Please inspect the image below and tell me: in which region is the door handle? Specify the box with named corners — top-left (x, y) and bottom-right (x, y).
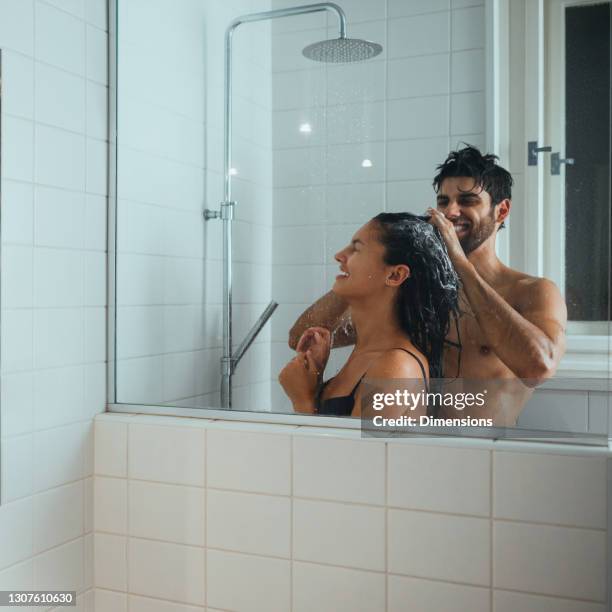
top-left (528, 141), bottom-right (553, 166)
top-left (550, 152), bottom-right (575, 175)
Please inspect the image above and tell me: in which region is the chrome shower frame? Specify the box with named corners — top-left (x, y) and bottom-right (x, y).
top-left (204, 3), bottom-right (349, 409)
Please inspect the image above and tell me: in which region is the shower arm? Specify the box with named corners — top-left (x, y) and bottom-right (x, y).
top-left (204, 3), bottom-right (348, 409)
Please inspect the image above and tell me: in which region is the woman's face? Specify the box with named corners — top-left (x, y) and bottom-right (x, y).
top-left (333, 221), bottom-right (394, 298)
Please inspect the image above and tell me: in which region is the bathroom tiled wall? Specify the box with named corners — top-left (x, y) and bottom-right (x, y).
top-left (93, 413), bottom-right (610, 612)
top-left (0, 0), bottom-right (109, 609)
top-left (269, 0), bottom-right (488, 409)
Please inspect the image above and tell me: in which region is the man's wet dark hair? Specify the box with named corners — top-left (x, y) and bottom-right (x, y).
top-left (432, 145), bottom-right (513, 230)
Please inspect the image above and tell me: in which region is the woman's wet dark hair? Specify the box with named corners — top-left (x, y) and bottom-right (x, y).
top-left (372, 212), bottom-right (461, 379)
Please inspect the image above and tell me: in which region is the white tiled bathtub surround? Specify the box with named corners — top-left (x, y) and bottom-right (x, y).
top-left (0, 0), bottom-right (108, 609)
top-left (93, 413), bottom-right (611, 612)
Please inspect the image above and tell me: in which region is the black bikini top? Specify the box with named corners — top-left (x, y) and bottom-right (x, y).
top-left (316, 348), bottom-right (428, 417)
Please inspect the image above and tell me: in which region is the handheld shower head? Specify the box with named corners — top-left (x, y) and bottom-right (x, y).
top-left (302, 37), bottom-right (383, 63)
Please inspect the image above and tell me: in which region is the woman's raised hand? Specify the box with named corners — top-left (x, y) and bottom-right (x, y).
top-left (278, 350), bottom-right (320, 413)
top-left (296, 327), bottom-right (331, 373)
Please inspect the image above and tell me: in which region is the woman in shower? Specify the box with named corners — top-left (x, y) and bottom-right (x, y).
top-left (278, 212), bottom-right (460, 417)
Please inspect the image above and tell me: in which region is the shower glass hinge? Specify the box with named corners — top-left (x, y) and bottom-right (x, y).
top-left (527, 141), bottom-right (552, 166)
top-left (550, 153), bottom-right (575, 175)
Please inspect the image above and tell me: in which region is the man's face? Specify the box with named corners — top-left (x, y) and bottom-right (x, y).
top-left (436, 177), bottom-right (497, 254)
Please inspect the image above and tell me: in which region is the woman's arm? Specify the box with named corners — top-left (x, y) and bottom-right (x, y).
top-left (288, 291), bottom-right (356, 350)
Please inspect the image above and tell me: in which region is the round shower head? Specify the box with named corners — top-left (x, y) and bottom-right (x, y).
top-left (302, 37), bottom-right (383, 63)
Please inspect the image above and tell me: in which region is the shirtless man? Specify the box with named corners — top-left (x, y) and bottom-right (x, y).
top-left (288, 146), bottom-right (568, 424)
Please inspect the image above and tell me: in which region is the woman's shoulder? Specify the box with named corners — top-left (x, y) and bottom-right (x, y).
top-left (365, 345), bottom-right (428, 379)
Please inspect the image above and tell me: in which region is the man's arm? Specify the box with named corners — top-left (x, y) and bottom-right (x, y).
top-left (455, 260), bottom-right (566, 386)
top-left (288, 290), bottom-right (356, 350)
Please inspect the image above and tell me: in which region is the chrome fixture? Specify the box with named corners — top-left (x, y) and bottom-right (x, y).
top-left (204, 2), bottom-right (384, 408)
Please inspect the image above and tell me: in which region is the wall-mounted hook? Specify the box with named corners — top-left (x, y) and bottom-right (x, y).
top-left (528, 141), bottom-right (553, 166)
top-left (550, 153), bottom-right (575, 175)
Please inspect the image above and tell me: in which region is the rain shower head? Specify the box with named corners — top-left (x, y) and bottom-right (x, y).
top-left (302, 37), bottom-right (383, 63)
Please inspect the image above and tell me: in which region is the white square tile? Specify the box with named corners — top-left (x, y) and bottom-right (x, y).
top-left (293, 561), bottom-right (385, 612)
top-left (32, 481), bottom-right (83, 553)
top-left (86, 138), bottom-right (108, 195)
top-left (128, 594), bottom-right (204, 612)
top-left (273, 107), bottom-right (326, 149)
top-left (33, 308), bottom-right (83, 368)
top-left (0, 558), bottom-right (34, 592)
top-left (43, 0), bottom-right (85, 20)
top-left (272, 264), bottom-right (326, 305)
top-left (388, 443), bottom-right (490, 516)
top-left (387, 137), bottom-right (449, 181)
top-left (128, 538), bottom-right (205, 606)
top-left (94, 533), bottom-right (127, 591)
top-left (326, 61), bottom-right (386, 106)
top-left (35, 61), bottom-right (86, 133)
top-left (33, 248), bottom-right (83, 307)
top-left (494, 451), bottom-right (607, 528)
top-left (207, 489), bottom-right (290, 558)
top-left (94, 476), bottom-right (127, 534)
top-left (325, 181), bottom-right (385, 224)
top-left (326, 101), bottom-right (385, 145)
top-left (493, 590), bottom-right (606, 612)
top-left (0, 371), bottom-right (34, 436)
top-left (388, 95), bottom-right (449, 139)
top-left (450, 92), bottom-right (485, 134)
top-left (1, 180), bottom-right (34, 245)
top-left (1, 434), bottom-right (34, 502)
top-left (34, 185), bottom-right (85, 249)
top-left (207, 429), bottom-right (291, 495)
top-left (293, 436), bottom-right (385, 504)
top-left (0, 0), bottom-right (34, 55)
top-left (83, 476), bottom-right (94, 533)
top-left (207, 549), bottom-right (290, 612)
top-left (95, 589), bottom-right (127, 612)
top-left (273, 225), bottom-right (325, 265)
top-left (128, 424), bottom-right (205, 486)
top-left (33, 365), bottom-right (84, 430)
top-left (86, 81), bottom-right (108, 140)
top-left (388, 574), bottom-right (490, 612)
top-left (388, 53), bottom-right (450, 99)
top-left (272, 69), bottom-right (326, 110)
top-left (2, 245), bottom-right (33, 308)
top-left (2, 50), bottom-right (34, 119)
top-left (32, 422), bottom-right (85, 491)
top-left (83, 533), bottom-right (93, 590)
top-left (33, 538), bottom-right (83, 592)
top-left (272, 27), bottom-right (328, 72)
top-left (388, 0), bottom-right (450, 18)
top-left (493, 521), bottom-right (606, 601)
top-left (327, 142), bottom-right (385, 184)
top-left (86, 0), bottom-right (107, 29)
top-left (386, 179), bottom-right (436, 213)
top-left (128, 480), bottom-right (205, 546)
top-left (84, 307), bottom-right (105, 362)
top-left (451, 48), bottom-right (486, 92)
top-left (3, 116), bottom-right (34, 182)
top-left (293, 498), bottom-right (385, 571)
top-left (452, 5), bottom-right (485, 50)
top-left (388, 508), bottom-right (490, 585)
top-left (0, 497), bottom-right (33, 570)
top-left (273, 146), bottom-right (326, 188)
top-left (95, 420), bottom-right (127, 477)
top-left (83, 251), bottom-right (107, 306)
top-left (0, 309), bottom-right (34, 373)
top-left (84, 194), bottom-right (107, 251)
top-left (35, 124), bottom-right (86, 191)
top-left (388, 12), bottom-right (450, 58)
top-left (35, 2), bottom-right (85, 75)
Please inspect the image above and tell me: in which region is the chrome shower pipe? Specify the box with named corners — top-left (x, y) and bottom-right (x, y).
top-left (205, 3), bottom-right (347, 408)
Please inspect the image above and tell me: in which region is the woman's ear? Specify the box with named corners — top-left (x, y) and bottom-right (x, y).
top-left (386, 265), bottom-right (411, 286)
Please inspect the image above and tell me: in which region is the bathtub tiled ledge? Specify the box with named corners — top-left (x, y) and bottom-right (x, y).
top-left (104, 406), bottom-right (612, 456)
top-left (94, 410), bottom-right (611, 611)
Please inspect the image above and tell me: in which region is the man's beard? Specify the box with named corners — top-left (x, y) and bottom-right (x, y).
top-left (459, 208), bottom-right (497, 254)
